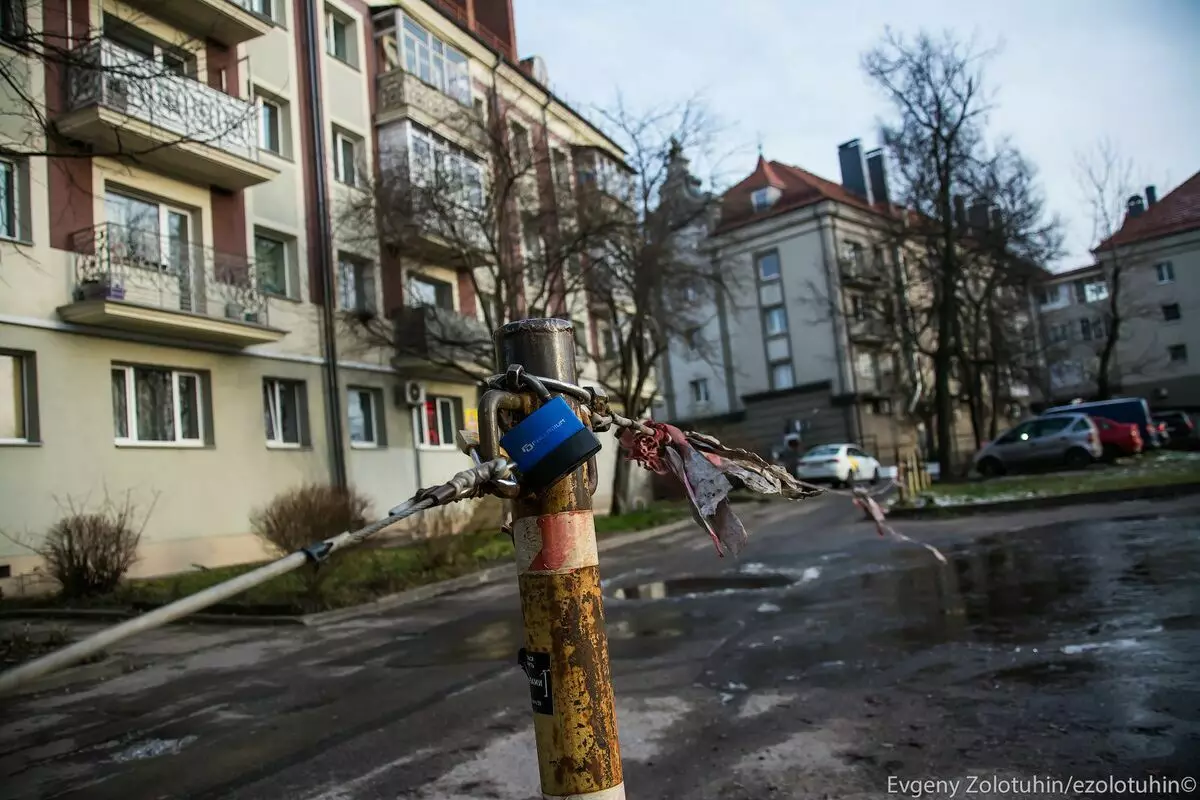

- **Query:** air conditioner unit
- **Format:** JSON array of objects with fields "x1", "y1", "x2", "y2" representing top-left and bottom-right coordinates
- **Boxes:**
[{"x1": 396, "y1": 380, "x2": 426, "y2": 408}]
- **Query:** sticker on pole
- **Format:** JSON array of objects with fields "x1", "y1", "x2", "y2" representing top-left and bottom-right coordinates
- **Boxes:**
[{"x1": 517, "y1": 648, "x2": 553, "y2": 715}]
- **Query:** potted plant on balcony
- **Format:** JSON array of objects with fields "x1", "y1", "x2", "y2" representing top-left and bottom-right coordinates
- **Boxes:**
[{"x1": 78, "y1": 275, "x2": 125, "y2": 301}]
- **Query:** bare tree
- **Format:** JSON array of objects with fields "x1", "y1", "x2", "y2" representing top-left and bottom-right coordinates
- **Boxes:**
[
  {"x1": 585, "y1": 97, "x2": 734, "y2": 512},
  {"x1": 1073, "y1": 139, "x2": 1167, "y2": 400}
]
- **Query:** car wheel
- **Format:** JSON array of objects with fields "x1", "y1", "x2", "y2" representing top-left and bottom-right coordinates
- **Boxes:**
[
  {"x1": 977, "y1": 457, "x2": 1004, "y2": 479},
  {"x1": 1064, "y1": 447, "x2": 1092, "y2": 470}
]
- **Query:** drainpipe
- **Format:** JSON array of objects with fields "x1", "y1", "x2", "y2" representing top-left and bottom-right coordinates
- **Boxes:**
[
  {"x1": 818, "y1": 209, "x2": 859, "y2": 443},
  {"x1": 300, "y1": 0, "x2": 347, "y2": 488}
]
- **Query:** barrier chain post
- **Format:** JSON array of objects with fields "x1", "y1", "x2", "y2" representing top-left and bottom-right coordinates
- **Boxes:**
[{"x1": 496, "y1": 319, "x2": 625, "y2": 800}]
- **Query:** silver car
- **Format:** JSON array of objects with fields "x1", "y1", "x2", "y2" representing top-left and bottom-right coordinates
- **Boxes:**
[{"x1": 973, "y1": 413, "x2": 1102, "y2": 478}]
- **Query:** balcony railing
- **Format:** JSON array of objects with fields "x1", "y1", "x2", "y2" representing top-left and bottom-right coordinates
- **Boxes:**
[
  {"x1": 67, "y1": 39, "x2": 259, "y2": 162},
  {"x1": 848, "y1": 317, "x2": 891, "y2": 342},
  {"x1": 392, "y1": 304, "x2": 490, "y2": 367},
  {"x1": 376, "y1": 69, "x2": 486, "y2": 152},
  {"x1": 70, "y1": 223, "x2": 269, "y2": 324}
]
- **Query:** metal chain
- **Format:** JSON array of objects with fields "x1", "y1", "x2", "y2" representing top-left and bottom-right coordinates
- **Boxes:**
[{"x1": 0, "y1": 458, "x2": 516, "y2": 698}]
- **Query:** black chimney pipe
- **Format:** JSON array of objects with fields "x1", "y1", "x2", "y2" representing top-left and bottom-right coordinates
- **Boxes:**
[{"x1": 1146, "y1": 186, "x2": 1158, "y2": 206}]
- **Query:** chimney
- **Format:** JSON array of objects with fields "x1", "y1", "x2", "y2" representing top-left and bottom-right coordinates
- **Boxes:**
[
  {"x1": 1127, "y1": 194, "x2": 1145, "y2": 218},
  {"x1": 953, "y1": 195, "x2": 967, "y2": 229},
  {"x1": 1145, "y1": 185, "x2": 1158, "y2": 206},
  {"x1": 837, "y1": 139, "x2": 873, "y2": 204},
  {"x1": 865, "y1": 149, "x2": 889, "y2": 206}
]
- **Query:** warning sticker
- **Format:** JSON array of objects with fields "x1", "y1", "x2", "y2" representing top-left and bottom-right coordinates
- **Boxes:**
[{"x1": 517, "y1": 648, "x2": 553, "y2": 715}]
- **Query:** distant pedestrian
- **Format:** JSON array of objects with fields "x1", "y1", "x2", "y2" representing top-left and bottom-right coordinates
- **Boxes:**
[{"x1": 778, "y1": 435, "x2": 803, "y2": 477}]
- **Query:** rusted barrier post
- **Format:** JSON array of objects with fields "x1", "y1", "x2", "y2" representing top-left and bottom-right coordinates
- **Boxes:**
[{"x1": 495, "y1": 318, "x2": 624, "y2": 800}]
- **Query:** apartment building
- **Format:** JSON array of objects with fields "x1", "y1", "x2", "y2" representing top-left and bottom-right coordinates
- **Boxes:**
[
  {"x1": 1036, "y1": 172, "x2": 1200, "y2": 408},
  {"x1": 0, "y1": 0, "x2": 633, "y2": 593},
  {"x1": 657, "y1": 140, "x2": 924, "y2": 460}
]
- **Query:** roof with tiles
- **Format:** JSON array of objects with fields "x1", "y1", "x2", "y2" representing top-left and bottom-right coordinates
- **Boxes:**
[
  {"x1": 715, "y1": 156, "x2": 901, "y2": 234},
  {"x1": 1096, "y1": 170, "x2": 1200, "y2": 251}
]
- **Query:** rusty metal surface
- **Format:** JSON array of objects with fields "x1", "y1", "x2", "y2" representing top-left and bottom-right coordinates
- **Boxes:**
[{"x1": 520, "y1": 567, "x2": 623, "y2": 795}]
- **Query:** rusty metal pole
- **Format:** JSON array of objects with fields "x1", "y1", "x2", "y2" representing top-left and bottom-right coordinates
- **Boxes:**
[{"x1": 495, "y1": 318, "x2": 625, "y2": 800}]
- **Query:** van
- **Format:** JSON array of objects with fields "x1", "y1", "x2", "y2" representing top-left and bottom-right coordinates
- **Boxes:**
[{"x1": 1042, "y1": 397, "x2": 1162, "y2": 448}]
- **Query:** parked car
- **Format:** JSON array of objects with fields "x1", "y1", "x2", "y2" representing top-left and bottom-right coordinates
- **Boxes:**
[
  {"x1": 973, "y1": 413, "x2": 1102, "y2": 478},
  {"x1": 795, "y1": 443, "x2": 882, "y2": 487},
  {"x1": 1092, "y1": 416, "x2": 1143, "y2": 460},
  {"x1": 1042, "y1": 397, "x2": 1163, "y2": 449},
  {"x1": 1153, "y1": 410, "x2": 1199, "y2": 450}
]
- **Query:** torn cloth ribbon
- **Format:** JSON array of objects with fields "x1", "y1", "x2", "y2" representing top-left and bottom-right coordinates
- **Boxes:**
[{"x1": 619, "y1": 422, "x2": 747, "y2": 556}]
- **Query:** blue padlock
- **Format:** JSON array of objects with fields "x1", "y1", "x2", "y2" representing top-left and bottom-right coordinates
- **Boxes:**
[{"x1": 501, "y1": 395, "x2": 602, "y2": 491}]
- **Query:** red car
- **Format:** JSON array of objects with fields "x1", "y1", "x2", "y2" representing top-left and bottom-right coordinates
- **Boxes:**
[{"x1": 1092, "y1": 416, "x2": 1143, "y2": 459}]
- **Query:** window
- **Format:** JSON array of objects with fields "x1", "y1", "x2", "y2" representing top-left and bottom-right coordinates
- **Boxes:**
[
  {"x1": 770, "y1": 362, "x2": 794, "y2": 391},
  {"x1": 763, "y1": 306, "x2": 787, "y2": 336},
  {"x1": 263, "y1": 379, "x2": 307, "y2": 447},
  {"x1": 1, "y1": 0, "x2": 27, "y2": 41},
  {"x1": 102, "y1": 15, "x2": 196, "y2": 77},
  {"x1": 1156, "y1": 262, "x2": 1175, "y2": 284},
  {"x1": 1083, "y1": 279, "x2": 1108, "y2": 303},
  {"x1": 0, "y1": 155, "x2": 29, "y2": 242},
  {"x1": 1047, "y1": 322, "x2": 1072, "y2": 345},
  {"x1": 850, "y1": 295, "x2": 867, "y2": 321},
  {"x1": 248, "y1": 0, "x2": 277, "y2": 21},
  {"x1": 0, "y1": 352, "x2": 37, "y2": 444},
  {"x1": 407, "y1": 273, "x2": 453, "y2": 309},
  {"x1": 347, "y1": 387, "x2": 385, "y2": 447},
  {"x1": 253, "y1": 232, "x2": 291, "y2": 297},
  {"x1": 325, "y1": 7, "x2": 355, "y2": 65},
  {"x1": 338, "y1": 255, "x2": 376, "y2": 313},
  {"x1": 1038, "y1": 285, "x2": 1067, "y2": 309},
  {"x1": 751, "y1": 188, "x2": 773, "y2": 212},
  {"x1": 418, "y1": 396, "x2": 461, "y2": 447},
  {"x1": 509, "y1": 122, "x2": 530, "y2": 169},
  {"x1": 1163, "y1": 303, "x2": 1181, "y2": 322},
  {"x1": 103, "y1": 189, "x2": 196, "y2": 272},
  {"x1": 333, "y1": 130, "x2": 362, "y2": 187},
  {"x1": 841, "y1": 241, "x2": 864, "y2": 273},
  {"x1": 394, "y1": 14, "x2": 470, "y2": 105},
  {"x1": 256, "y1": 93, "x2": 284, "y2": 155},
  {"x1": 1030, "y1": 417, "x2": 1073, "y2": 438},
  {"x1": 1169, "y1": 344, "x2": 1188, "y2": 364},
  {"x1": 690, "y1": 378, "x2": 710, "y2": 404},
  {"x1": 111, "y1": 365, "x2": 205, "y2": 446},
  {"x1": 552, "y1": 149, "x2": 571, "y2": 193},
  {"x1": 406, "y1": 123, "x2": 484, "y2": 207},
  {"x1": 756, "y1": 251, "x2": 781, "y2": 281}
]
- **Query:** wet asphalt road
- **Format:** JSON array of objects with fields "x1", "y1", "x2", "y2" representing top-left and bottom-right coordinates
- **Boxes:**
[{"x1": 2, "y1": 494, "x2": 1199, "y2": 799}]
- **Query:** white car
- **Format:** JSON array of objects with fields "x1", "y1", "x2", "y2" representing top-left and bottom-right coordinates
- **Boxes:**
[{"x1": 795, "y1": 443, "x2": 882, "y2": 487}]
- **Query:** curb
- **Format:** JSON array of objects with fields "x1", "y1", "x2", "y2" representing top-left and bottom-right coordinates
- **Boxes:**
[
  {"x1": 885, "y1": 480, "x2": 1200, "y2": 519},
  {"x1": 0, "y1": 608, "x2": 308, "y2": 626}
]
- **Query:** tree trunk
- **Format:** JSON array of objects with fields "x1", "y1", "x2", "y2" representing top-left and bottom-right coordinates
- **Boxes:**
[
  {"x1": 608, "y1": 454, "x2": 631, "y2": 516},
  {"x1": 988, "y1": 359, "x2": 1002, "y2": 440}
]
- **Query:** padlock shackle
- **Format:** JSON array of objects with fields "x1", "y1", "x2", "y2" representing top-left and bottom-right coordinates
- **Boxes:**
[{"x1": 478, "y1": 389, "x2": 524, "y2": 499}]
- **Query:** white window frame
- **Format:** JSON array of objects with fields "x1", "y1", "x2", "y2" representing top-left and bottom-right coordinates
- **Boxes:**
[
  {"x1": 256, "y1": 94, "x2": 283, "y2": 155},
  {"x1": 1083, "y1": 279, "x2": 1108, "y2": 303},
  {"x1": 406, "y1": 124, "x2": 484, "y2": 207},
  {"x1": 1, "y1": 0, "x2": 28, "y2": 41},
  {"x1": 347, "y1": 387, "x2": 380, "y2": 448},
  {"x1": 396, "y1": 13, "x2": 470, "y2": 105},
  {"x1": 248, "y1": 0, "x2": 279, "y2": 23},
  {"x1": 770, "y1": 362, "x2": 795, "y2": 391},
  {"x1": 0, "y1": 351, "x2": 33, "y2": 444},
  {"x1": 416, "y1": 395, "x2": 459, "y2": 449},
  {"x1": 264, "y1": 378, "x2": 303, "y2": 448},
  {"x1": 756, "y1": 251, "x2": 781, "y2": 282},
  {"x1": 325, "y1": 7, "x2": 354, "y2": 64},
  {"x1": 1156, "y1": 261, "x2": 1175, "y2": 284},
  {"x1": 112, "y1": 365, "x2": 205, "y2": 447},
  {"x1": 254, "y1": 230, "x2": 291, "y2": 298},
  {"x1": 751, "y1": 188, "x2": 771, "y2": 212},
  {"x1": 689, "y1": 378, "x2": 710, "y2": 404},
  {"x1": 337, "y1": 255, "x2": 375, "y2": 313},
  {"x1": 0, "y1": 156, "x2": 18, "y2": 242},
  {"x1": 333, "y1": 130, "x2": 362, "y2": 187},
  {"x1": 764, "y1": 305, "x2": 787, "y2": 336}
]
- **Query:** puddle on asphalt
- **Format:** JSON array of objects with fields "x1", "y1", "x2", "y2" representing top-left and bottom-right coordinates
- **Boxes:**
[
  {"x1": 608, "y1": 574, "x2": 794, "y2": 600},
  {"x1": 110, "y1": 736, "x2": 198, "y2": 762}
]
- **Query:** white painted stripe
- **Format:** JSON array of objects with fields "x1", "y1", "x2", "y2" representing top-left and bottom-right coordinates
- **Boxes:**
[
  {"x1": 513, "y1": 511, "x2": 600, "y2": 574},
  {"x1": 546, "y1": 783, "x2": 626, "y2": 800}
]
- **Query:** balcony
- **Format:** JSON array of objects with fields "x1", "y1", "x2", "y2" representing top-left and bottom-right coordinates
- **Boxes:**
[
  {"x1": 58, "y1": 223, "x2": 286, "y2": 347},
  {"x1": 57, "y1": 40, "x2": 278, "y2": 190},
  {"x1": 377, "y1": 70, "x2": 487, "y2": 155},
  {"x1": 839, "y1": 257, "x2": 886, "y2": 289},
  {"x1": 119, "y1": 0, "x2": 273, "y2": 46},
  {"x1": 390, "y1": 305, "x2": 491, "y2": 379}
]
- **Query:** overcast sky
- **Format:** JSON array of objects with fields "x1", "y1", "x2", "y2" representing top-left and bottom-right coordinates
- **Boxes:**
[{"x1": 513, "y1": 0, "x2": 1200, "y2": 269}]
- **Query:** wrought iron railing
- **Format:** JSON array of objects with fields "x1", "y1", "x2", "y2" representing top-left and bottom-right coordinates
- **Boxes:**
[
  {"x1": 392, "y1": 304, "x2": 490, "y2": 364},
  {"x1": 71, "y1": 223, "x2": 269, "y2": 324},
  {"x1": 66, "y1": 39, "x2": 259, "y2": 162}
]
